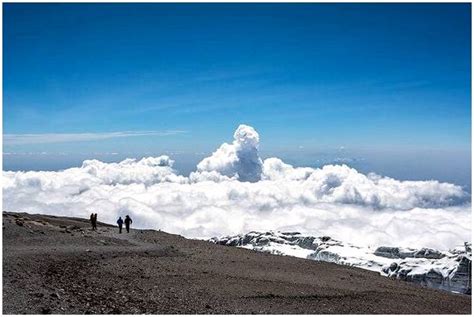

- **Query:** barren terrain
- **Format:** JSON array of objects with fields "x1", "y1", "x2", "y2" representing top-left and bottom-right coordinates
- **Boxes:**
[{"x1": 3, "y1": 211, "x2": 471, "y2": 314}]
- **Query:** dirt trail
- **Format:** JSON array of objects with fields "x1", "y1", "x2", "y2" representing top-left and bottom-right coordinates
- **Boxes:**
[{"x1": 3, "y1": 211, "x2": 471, "y2": 314}]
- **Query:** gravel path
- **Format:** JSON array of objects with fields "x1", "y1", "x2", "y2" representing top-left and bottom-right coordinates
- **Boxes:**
[{"x1": 3, "y1": 211, "x2": 471, "y2": 314}]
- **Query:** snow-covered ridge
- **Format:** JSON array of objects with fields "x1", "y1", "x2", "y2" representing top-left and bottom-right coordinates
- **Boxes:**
[{"x1": 210, "y1": 231, "x2": 472, "y2": 295}]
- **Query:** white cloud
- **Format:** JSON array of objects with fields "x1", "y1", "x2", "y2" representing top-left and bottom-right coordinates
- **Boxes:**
[
  {"x1": 4, "y1": 130, "x2": 186, "y2": 145},
  {"x1": 194, "y1": 124, "x2": 262, "y2": 182},
  {"x1": 2, "y1": 125, "x2": 471, "y2": 250}
]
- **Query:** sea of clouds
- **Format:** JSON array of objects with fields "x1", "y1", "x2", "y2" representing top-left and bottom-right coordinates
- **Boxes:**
[{"x1": 3, "y1": 125, "x2": 471, "y2": 250}]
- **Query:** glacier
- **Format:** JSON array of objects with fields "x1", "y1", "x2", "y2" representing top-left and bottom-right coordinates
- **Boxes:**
[{"x1": 210, "y1": 231, "x2": 472, "y2": 295}]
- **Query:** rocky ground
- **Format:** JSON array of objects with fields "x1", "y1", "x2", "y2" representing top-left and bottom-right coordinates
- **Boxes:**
[{"x1": 3, "y1": 211, "x2": 472, "y2": 314}]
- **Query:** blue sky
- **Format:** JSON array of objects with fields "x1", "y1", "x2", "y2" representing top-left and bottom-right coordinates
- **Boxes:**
[{"x1": 3, "y1": 3, "x2": 471, "y2": 188}]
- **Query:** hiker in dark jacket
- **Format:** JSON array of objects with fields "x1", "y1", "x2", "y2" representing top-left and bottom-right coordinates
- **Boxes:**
[
  {"x1": 117, "y1": 217, "x2": 124, "y2": 234},
  {"x1": 90, "y1": 213, "x2": 95, "y2": 230},
  {"x1": 124, "y1": 215, "x2": 133, "y2": 233},
  {"x1": 92, "y1": 213, "x2": 98, "y2": 230}
]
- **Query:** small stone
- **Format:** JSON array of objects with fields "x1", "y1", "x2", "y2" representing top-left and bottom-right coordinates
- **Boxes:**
[
  {"x1": 50, "y1": 292, "x2": 60, "y2": 299},
  {"x1": 41, "y1": 307, "x2": 51, "y2": 314},
  {"x1": 389, "y1": 262, "x2": 398, "y2": 271}
]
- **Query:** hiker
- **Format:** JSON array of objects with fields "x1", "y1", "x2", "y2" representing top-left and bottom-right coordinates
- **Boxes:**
[
  {"x1": 124, "y1": 215, "x2": 133, "y2": 233},
  {"x1": 92, "y1": 213, "x2": 98, "y2": 230},
  {"x1": 117, "y1": 216, "x2": 124, "y2": 234},
  {"x1": 90, "y1": 213, "x2": 95, "y2": 230}
]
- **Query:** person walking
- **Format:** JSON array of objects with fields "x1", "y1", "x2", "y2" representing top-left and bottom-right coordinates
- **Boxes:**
[
  {"x1": 92, "y1": 213, "x2": 98, "y2": 230},
  {"x1": 90, "y1": 213, "x2": 95, "y2": 230},
  {"x1": 117, "y1": 216, "x2": 124, "y2": 234},
  {"x1": 124, "y1": 215, "x2": 133, "y2": 233}
]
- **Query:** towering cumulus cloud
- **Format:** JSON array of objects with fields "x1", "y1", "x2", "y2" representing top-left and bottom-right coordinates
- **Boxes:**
[
  {"x1": 195, "y1": 124, "x2": 263, "y2": 182},
  {"x1": 3, "y1": 125, "x2": 471, "y2": 250}
]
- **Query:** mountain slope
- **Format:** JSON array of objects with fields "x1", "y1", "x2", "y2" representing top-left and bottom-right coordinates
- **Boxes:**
[{"x1": 3, "y1": 211, "x2": 471, "y2": 314}]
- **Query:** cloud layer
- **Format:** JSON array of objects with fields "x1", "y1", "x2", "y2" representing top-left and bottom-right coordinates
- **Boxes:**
[{"x1": 3, "y1": 125, "x2": 471, "y2": 250}]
